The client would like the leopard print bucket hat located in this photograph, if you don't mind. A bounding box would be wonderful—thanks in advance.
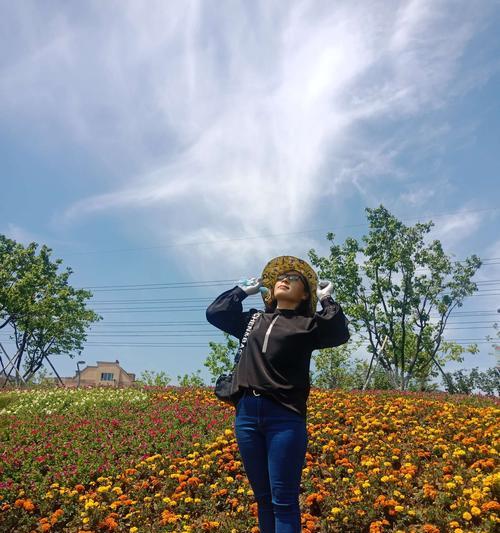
[261,255,319,312]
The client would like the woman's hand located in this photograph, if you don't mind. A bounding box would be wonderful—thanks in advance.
[317,280,333,301]
[237,277,265,295]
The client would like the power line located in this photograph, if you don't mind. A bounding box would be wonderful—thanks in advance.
[57,206,500,256]
[87,285,500,304]
[79,262,500,291]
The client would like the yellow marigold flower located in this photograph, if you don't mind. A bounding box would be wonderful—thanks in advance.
[331,507,342,514]
[471,506,481,516]
[83,517,89,524]
[462,511,472,521]
[226,476,234,482]
[97,485,111,493]
[84,499,97,510]
[394,506,404,512]
[454,529,464,533]
[449,521,459,528]
[130,528,138,533]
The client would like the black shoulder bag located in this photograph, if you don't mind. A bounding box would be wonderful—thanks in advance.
[214,311,262,407]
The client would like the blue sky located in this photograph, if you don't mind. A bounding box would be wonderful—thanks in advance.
[1,0,499,386]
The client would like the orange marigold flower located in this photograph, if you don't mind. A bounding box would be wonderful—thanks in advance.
[98,516,118,530]
[16,499,35,512]
[201,521,220,530]
[160,510,181,525]
[423,524,440,533]
[481,500,500,512]
[187,476,202,487]
[74,484,85,493]
[305,493,325,506]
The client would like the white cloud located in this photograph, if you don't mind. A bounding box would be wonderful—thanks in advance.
[0,0,496,276]
[2,223,39,245]
[427,210,485,252]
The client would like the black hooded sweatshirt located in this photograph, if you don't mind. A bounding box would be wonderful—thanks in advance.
[206,286,350,420]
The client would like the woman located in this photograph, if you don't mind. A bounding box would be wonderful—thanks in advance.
[206,255,350,533]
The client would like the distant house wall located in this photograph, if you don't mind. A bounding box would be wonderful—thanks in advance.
[59,361,136,387]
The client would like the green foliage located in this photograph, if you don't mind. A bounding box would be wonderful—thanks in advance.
[442,367,500,395]
[486,321,499,356]
[0,235,101,382]
[137,369,172,387]
[311,341,413,391]
[203,332,239,384]
[308,205,482,391]
[22,364,55,388]
[176,369,205,387]
[311,339,363,389]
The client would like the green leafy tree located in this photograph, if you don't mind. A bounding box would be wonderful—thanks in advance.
[350,358,398,390]
[311,339,363,389]
[137,370,172,387]
[486,322,499,362]
[441,367,499,395]
[203,333,239,384]
[22,363,55,388]
[177,369,205,387]
[308,205,481,391]
[0,235,101,384]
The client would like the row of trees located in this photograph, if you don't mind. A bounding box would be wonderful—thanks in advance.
[1,205,498,394]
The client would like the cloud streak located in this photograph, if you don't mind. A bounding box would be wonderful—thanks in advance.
[0,0,496,276]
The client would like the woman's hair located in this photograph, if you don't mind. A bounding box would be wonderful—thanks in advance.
[264,273,314,317]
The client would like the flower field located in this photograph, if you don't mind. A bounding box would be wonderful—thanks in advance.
[0,387,498,532]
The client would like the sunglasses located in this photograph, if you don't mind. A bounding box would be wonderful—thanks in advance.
[276,273,305,283]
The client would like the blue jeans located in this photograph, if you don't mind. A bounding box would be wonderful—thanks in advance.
[234,390,308,533]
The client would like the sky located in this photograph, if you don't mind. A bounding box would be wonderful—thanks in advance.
[1,0,499,387]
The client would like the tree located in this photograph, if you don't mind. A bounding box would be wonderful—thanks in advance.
[311,339,363,389]
[308,205,481,391]
[137,370,172,387]
[177,370,205,387]
[23,364,55,388]
[486,322,499,361]
[0,235,101,384]
[203,333,239,384]
[441,367,499,395]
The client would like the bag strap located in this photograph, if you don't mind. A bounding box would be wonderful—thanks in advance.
[233,311,262,367]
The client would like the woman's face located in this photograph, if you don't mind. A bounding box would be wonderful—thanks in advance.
[273,270,309,306]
